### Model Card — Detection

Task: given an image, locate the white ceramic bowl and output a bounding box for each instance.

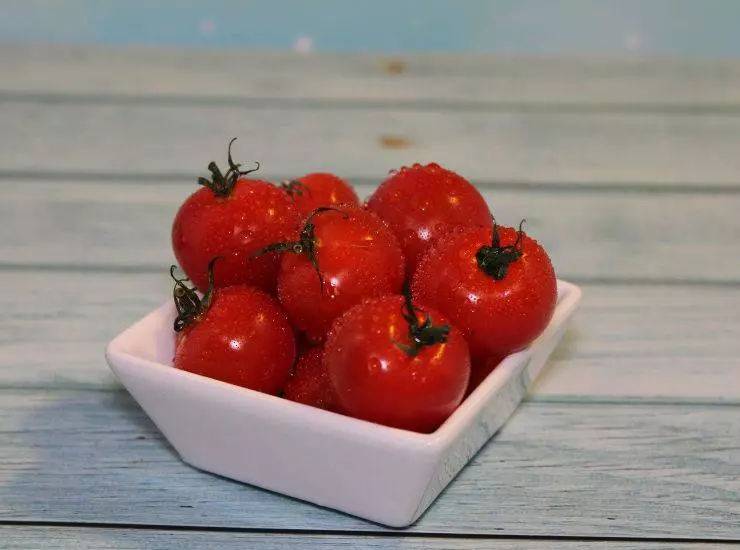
[105,279,581,527]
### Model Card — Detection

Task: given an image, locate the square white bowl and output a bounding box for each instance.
[105,279,581,528]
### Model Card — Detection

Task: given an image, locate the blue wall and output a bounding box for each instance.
[2,0,740,58]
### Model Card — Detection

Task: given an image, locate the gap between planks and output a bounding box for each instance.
[1,524,739,549]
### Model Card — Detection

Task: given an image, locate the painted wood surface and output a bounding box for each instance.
[4,101,740,187]
[5,44,740,107]
[2,390,738,538]
[1,270,738,402]
[2,526,736,550]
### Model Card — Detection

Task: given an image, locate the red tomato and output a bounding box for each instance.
[282,173,360,219]
[172,139,300,293]
[259,206,405,343]
[467,355,505,396]
[283,346,338,411]
[365,163,492,276]
[412,222,557,360]
[171,264,296,394]
[325,294,470,433]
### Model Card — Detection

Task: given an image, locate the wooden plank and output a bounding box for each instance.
[3,180,740,283]
[3,102,740,187]
[2,527,735,550]
[3,44,740,108]
[1,390,738,537]
[1,270,738,402]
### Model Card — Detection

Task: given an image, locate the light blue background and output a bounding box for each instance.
[1,0,739,58]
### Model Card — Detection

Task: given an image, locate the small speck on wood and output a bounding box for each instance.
[381,59,406,74]
[378,135,411,149]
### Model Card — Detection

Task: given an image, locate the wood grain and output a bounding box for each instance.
[2,526,735,550]
[4,180,740,283]
[1,390,738,538]
[1,270,738,402]
[3,44,740,108]
[3,101,740,187]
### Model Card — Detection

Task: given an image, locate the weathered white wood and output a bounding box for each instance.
[3,101,740,187]
[3,180,740,283]
[3,44,740,108]
[1,271,738,402]
[535,285,740,401]
[2,527,734,550]
[1,390,738,537]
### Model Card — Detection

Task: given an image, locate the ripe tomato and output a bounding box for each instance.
[365,163,492,276]
[172,139,300,293]
[325,293,470,433]
[282,173,360,219]
[171,263,296,394]
[283,346,338,411]
[412,222,557,360]
[257,206,405,343]
[467,355,505,396]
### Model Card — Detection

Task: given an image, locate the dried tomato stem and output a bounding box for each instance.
[475,218,526,281]
[197,138,260,198]
[250,207,347,292]
[281,179,313,200]
[394,283,450,358]
[171,257,219,332]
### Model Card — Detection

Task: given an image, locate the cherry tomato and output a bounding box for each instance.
[467,355,505,396]
[260,206,405,344]
[365,163,492,276]
[171,264,296,394]
[412,222,557,360]
[325,294,470,433]
[282,173,360,219]
[283,346,338,411]
[172,139,300,293]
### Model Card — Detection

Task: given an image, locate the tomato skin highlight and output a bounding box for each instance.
[284,173,360,219]
[172,178,301,293]
[412,225,557,360]
[277,207,405,344]
[174,285,296,395]
[325,295,471,433]
[365,163,492,277]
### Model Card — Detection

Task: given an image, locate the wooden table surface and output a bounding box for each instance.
[1,44,739,549]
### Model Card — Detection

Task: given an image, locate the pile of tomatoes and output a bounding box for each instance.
[169,140,557,433]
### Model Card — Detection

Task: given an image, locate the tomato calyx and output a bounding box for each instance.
[197,138,261,198]
[280,179,313,200]
[394,284,450,358]
[171,257,219,332]
[475,219,526,281]
[251,207,348,292]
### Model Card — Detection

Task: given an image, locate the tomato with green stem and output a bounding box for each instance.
[412,220,557,360]
[171,259,296,394]
[325,291,470,433]
[282,173,360,219]
[172,138,300,293]
[253,206,405,344]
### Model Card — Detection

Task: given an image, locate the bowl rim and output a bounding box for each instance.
[106,279,581,452]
